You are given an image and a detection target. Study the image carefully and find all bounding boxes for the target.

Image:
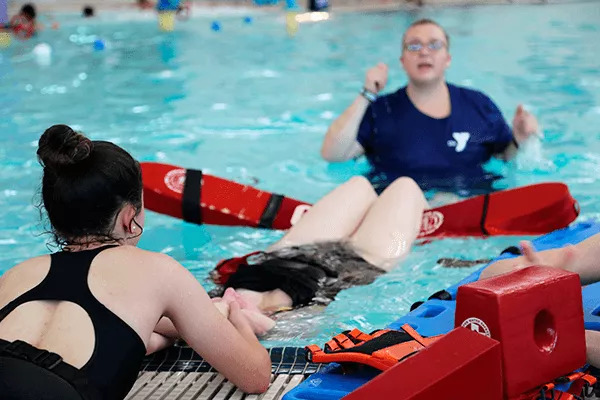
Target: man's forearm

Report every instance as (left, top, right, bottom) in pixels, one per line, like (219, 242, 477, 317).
(321, 95, 370, 162)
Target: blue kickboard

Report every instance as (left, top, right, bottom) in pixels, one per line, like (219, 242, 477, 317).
(283, 221, 600, 400)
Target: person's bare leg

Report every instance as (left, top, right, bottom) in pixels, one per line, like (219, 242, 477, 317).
(231, 176, 377, 322)
(350, 177, 428, 271)
(268, 176, 377, 251)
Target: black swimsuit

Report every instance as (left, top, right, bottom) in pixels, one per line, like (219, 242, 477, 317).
(0, 246, 146, 400)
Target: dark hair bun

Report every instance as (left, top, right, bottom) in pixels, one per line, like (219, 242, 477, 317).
(37, 124, 94, 169)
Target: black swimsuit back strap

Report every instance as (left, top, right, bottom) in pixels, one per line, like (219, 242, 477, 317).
(0, 245, 118, 324)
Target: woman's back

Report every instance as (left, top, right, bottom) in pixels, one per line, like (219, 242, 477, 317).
(0, 245, 162, 399)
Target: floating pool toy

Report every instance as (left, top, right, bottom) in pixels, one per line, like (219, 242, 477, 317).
(285, 11, 298, 37)
(32, 43, 52, 66)
(0, 31, 10, 48)
(211, 21, 221, 32)
(156, 0, 181, 12)
(141, 162, 579, 238)
(156, 0, 180, 31)
(92, 39, 105, 51)
(243, 16, 252, 24)
(158, 11, 176, 32)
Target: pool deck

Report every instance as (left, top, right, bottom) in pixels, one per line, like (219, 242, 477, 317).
(131, 343, 600, 400)
(6, 0, 562, 15)
(127, 371, 309, 400)
(128, 345, 322, 400)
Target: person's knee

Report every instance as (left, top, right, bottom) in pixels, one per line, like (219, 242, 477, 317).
(346, 176, 376, 197)
(385, 177, 426, 205)
(387, 176, 420, 193)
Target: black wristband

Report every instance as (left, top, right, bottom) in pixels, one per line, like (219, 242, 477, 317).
(512, 137, 520, 149)
(360, 87, 377, 103)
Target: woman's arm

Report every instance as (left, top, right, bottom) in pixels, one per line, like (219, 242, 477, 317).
(157, 255, 271, 394)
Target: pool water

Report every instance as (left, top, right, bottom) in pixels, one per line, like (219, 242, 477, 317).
(1, 2, 600, 348)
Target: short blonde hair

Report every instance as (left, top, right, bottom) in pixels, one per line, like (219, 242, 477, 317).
(403, 19, 450, 49)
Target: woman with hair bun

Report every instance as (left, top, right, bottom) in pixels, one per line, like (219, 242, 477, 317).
(0, 125, 271, 400)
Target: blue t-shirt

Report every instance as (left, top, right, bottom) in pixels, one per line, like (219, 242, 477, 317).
(156, 0, 180, 11)
(357, 83, 513, 194)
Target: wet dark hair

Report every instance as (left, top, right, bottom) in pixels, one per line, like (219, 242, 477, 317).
(83, 6, 94, 17)
(37, 124, 143, 248)
(403, 18, 450, 49)
(21, 4, 36, 20)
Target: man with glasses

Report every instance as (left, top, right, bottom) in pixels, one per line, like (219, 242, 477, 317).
(321, 19, 539, 197)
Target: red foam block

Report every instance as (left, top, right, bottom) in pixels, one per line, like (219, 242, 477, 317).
(455, 266, 586, 398)
(343, 327, 503, 400)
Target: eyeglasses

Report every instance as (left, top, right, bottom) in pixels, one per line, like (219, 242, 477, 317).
(403, 40, 447, 52)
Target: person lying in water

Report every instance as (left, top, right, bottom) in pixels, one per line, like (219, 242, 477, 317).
(479, 234, 600, 367)
(0, 125, 271, 400)
(210, 175, 429, 334)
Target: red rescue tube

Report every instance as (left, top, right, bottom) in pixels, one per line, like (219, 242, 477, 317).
(142, 162, 579, 238)
(141, 162, 310, 230)
(422, 182, 579, 238)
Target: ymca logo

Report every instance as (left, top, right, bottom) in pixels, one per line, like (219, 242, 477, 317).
(447, 131, 471, 152)
(419, 210, 444, 236)
(165, 169, 186, 194)
(460, 317, 491, 338)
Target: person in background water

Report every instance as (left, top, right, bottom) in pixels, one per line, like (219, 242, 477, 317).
(137, 0, 190, 18)
(82, 6, 95, 18)
(0, 125, 270, 399)
(137, 0, 155, 10)
(4, 3, 59, 38)
(6, 3, 38, 37)
(321, 18, 539, 198)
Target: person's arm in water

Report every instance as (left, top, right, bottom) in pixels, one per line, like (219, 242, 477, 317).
(321, 63, 388, 162)
(479, 233, 600, 286)
(156, 254, 271, 394)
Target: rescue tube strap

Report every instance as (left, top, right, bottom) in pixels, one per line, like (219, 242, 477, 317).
(479, 193, 490, 235)
(258, 194, 284, 229)
(182, 169, 203, 224)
